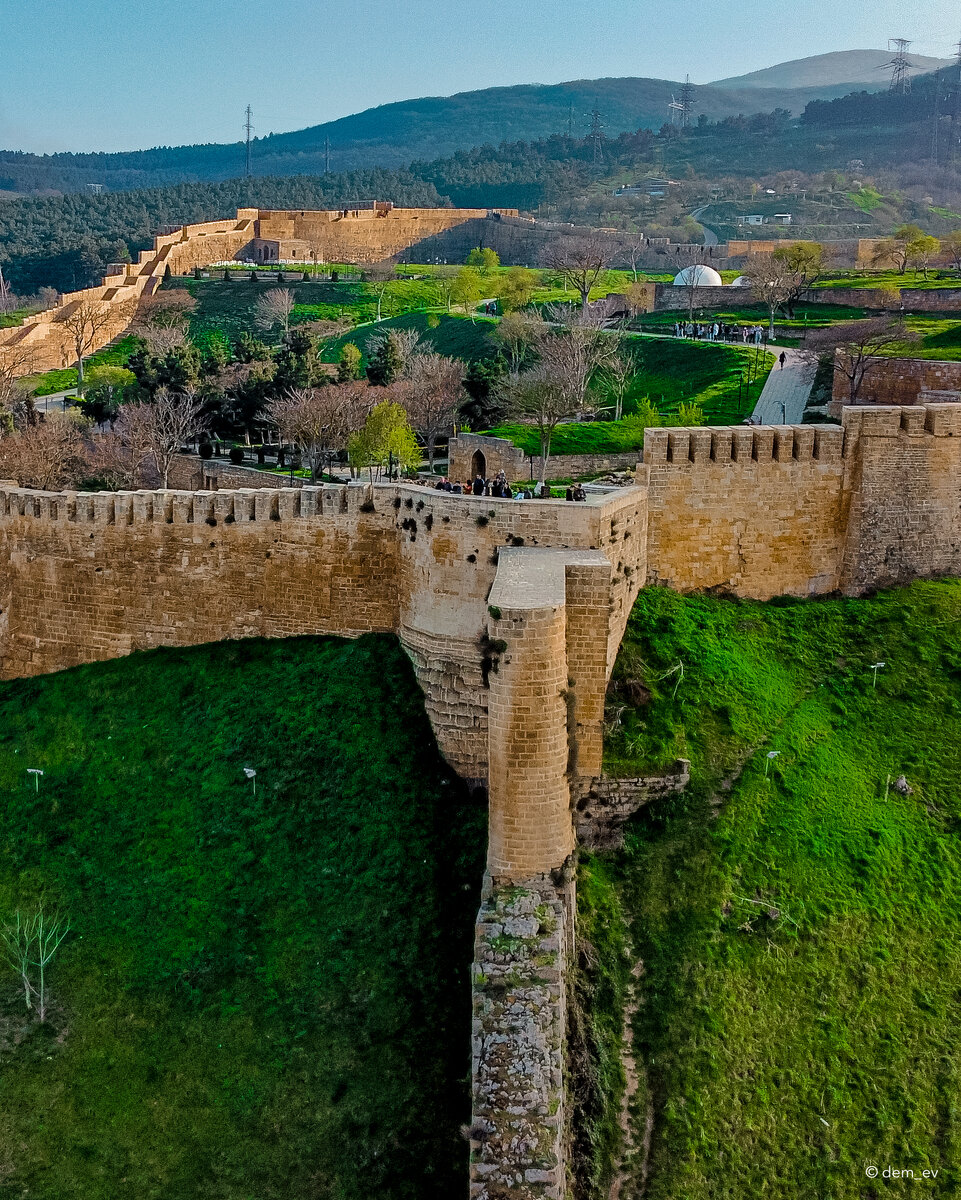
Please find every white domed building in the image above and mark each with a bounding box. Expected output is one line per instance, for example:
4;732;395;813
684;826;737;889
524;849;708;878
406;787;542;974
730;275;752;287
672;264;723;287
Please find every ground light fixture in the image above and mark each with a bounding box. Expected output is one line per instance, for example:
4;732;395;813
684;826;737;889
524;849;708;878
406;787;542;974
26;769;43;791
243;766;257;797
870;662;886;688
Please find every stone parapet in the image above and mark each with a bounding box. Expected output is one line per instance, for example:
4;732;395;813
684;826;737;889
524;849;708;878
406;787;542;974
575;761;691;850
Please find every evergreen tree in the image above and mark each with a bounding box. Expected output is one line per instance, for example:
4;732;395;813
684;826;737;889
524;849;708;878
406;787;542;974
366;333;403;386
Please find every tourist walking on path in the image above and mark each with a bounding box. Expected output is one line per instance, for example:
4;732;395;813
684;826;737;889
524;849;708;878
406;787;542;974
779;351;787;370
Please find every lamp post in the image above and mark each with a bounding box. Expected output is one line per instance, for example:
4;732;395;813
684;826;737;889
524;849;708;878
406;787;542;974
764;751;780;778
27;769;43;792
243;767;257;798
870;662;886;689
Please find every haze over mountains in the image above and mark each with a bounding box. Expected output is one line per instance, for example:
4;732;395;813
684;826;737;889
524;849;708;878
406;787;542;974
0;49;951;195
711;48;951;90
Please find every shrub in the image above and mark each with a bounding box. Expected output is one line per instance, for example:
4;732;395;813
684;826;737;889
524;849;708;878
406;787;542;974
199;442;214;460
228;447;245;465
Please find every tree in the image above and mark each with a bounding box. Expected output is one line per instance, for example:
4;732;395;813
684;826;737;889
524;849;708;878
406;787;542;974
466;247;500;273
337;342;362;382
495;311;545;373
0;341;39;433
596;343;635;421
806;317;917;404
255;287;295;337
905;233;940;279
267;385;368;481
943;229;961;272
77;364;135;427
451;267;483;321
134;289;197;353
0;908;70;1022
59;296;134;384
543;234;611;312
366;331;405;386
348;400;420;481
0;413;89;489
497;266;538;313
364;265;395;321
401;353;465;470
667;247;712;321
747;255;794;337
499;366;577;485
538;308;613;413
624;232;648;282
872;225;932;276
118;387;206;487
771;241;828;316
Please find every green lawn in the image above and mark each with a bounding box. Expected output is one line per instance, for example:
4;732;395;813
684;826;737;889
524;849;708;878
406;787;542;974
814;270;961;292
586;581;961;1199
323;312;498;365
886;316;961;361
0;635;484;1199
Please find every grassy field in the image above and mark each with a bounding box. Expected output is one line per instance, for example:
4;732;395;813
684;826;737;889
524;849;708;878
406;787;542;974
323;311;498;365
0;635;485;1200
814;270;961;291
488;339;773;458
587;581;961;1199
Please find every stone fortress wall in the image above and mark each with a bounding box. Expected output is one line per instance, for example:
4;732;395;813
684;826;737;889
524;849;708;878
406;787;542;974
1;402;959;1200
0;205;517;376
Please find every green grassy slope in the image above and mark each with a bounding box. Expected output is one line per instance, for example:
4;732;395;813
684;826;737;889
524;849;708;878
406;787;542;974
588;582;961;1199
0;635;485;1199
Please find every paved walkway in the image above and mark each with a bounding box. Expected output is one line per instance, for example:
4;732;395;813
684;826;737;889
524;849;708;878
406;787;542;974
752;348;818;425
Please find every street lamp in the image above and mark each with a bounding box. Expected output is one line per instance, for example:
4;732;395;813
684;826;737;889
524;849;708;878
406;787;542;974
764;751;780;778
27;769;44;792
243;766;257;797
870;662;886;689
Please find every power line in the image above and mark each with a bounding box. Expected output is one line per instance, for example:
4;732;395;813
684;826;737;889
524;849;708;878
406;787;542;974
244;105;254;178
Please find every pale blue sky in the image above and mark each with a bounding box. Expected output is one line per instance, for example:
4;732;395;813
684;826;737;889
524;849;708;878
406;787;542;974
1;0;960;153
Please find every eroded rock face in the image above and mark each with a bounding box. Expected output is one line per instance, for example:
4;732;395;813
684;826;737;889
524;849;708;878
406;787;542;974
470;878;569;1200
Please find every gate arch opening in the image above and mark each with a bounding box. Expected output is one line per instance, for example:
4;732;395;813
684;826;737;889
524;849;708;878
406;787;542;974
471;450;487;479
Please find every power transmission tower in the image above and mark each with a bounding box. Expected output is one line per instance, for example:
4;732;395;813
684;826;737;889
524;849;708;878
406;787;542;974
587;108;604;165
668;94;685;126
678;75;696;128
0;264;9;309
885;38;914;94
244;105;254;178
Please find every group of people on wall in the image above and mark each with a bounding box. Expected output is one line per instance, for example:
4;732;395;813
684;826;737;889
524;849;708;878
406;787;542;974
432;472;587;501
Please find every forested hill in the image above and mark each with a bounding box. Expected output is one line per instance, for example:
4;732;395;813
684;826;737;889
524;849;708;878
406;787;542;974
0;73;895;195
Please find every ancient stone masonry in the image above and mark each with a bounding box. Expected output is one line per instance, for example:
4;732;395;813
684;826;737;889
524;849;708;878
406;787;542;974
575;761;691;851
831;353;961;409
0;205;517;376
1;403;960;1199
470;878;570;1200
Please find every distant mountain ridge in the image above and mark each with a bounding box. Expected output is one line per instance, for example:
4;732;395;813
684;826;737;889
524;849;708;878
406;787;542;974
0;51;944;195
712;48;952;90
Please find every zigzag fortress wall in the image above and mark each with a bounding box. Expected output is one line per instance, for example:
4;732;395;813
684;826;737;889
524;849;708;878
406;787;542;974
0;206;516;375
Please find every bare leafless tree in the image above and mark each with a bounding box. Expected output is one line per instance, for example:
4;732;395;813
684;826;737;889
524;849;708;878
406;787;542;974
543;234;611;312
495;311;546;374
364;264;395;321
400;353;466;470
58;296;134;384
0;343;39;433
747;255;795;338
267;384;370;480
118;387;207;488
596;340;635;421
134;289;197;354
498;366;578;485
806;318;917;405
624;232;648;281
539;308;615;413
255;288;296;337
0;413;89;489
667;246;712;321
